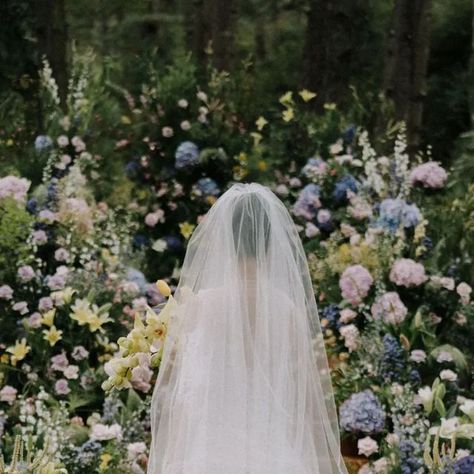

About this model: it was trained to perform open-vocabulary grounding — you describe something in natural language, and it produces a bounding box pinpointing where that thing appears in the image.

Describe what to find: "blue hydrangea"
[133,234,149,248]
[339,389,386,435]
[302,157,327,180]
[377,198,422,232]
[34,135,53,151]
[26,198,38,214]
[448,455,474,474]
[321,304,342,330]
[164,235,182,252]
[293,184,321,220]
[343,124,356,144]
[196,177,220,197]
[333,174,358,203]
[380,334,406,382]
[175,141,200,169]
[126,267,148,293]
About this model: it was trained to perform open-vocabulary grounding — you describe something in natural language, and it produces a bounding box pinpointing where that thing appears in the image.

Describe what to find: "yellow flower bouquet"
[101,280,176,392]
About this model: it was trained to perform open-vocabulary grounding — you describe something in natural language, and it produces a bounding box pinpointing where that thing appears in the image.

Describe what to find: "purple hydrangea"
[175,141,200,169]
[293,184,321,220]
[333,174,358,203]
[399,439,424,474]
[339,389,386,435]
[302,157,328,180]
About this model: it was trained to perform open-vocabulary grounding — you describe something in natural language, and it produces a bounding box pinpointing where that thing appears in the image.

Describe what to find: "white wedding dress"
[148,183,347,474]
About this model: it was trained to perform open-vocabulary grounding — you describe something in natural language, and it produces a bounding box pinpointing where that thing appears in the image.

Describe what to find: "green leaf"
[126,388,142,412]
[435,397,446,418]
[430,344,468,371]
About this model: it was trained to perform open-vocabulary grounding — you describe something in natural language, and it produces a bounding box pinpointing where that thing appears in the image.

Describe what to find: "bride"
[147,183,348,474]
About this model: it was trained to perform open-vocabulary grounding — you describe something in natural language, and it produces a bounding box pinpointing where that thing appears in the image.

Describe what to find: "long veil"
[148,183,347,474]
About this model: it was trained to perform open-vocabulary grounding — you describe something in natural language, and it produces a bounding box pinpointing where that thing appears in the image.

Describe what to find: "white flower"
[339,324,359,352]
[455,449,471,460]
[457,282,472,305]
[417,386,434,412]
[90,423,123,441]
[460,399,474,422]
[196,91,208,102]
[57,135,69,147]
[63,365,79,380]
[161,127,174,138]
[127,441,147,459]
[177,99,188,108]
[385,433,399,446]
[152,239,167,253]
[429,417,459,438]
[440,369,458,382]
[358,436,378,457]
[180,120,191,131]
[410,349,427,363]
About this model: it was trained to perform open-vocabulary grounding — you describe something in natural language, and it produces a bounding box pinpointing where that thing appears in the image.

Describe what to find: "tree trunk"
[35,0,69,111]
[382,0,433,152]
[185,0,237,71]
[303,0,364,110]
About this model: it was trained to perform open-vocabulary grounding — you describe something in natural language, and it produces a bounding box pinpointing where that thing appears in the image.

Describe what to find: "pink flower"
[389,259,427,287]
[51,353,69,371]
[0,385,17,404]
[339,324,359,352]
[27,312,42,328]
[38,296,53,311]
[127,442,147,459]
[63,365,79,380]
[456,282,472,305]
[339,265,373,305]
[18,265,35,282]
[161,127,174,138]
[0,285,13,300]
[54,248,69,262]
[371,292,408,325]
[54,378,71,395]
[145,209,165,227]
[339,308,357,324]
[72,345,89,361]
[410,162,448,189]
[32,230,48,245]
[358,436,379,457]
[0,176,30,202]
[130,353,153,393]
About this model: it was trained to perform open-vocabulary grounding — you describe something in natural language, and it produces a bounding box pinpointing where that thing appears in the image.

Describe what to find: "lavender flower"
[293,184,321,220]
[448,455,474,474]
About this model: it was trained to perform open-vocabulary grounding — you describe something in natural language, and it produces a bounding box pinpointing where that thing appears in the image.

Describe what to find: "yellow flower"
[121,115,131,125]
[258,160,267,171]
[6,338,30,365]
[88,312,113,333]
[43,325,63,346]
[156,280,172,297]
[0,354,9,364]
[70,298,95,326]
[41,308,56,327]
[6,138,14,146]
[179,221,195,240]
[298,89,317,102]
[99,452,112,470]
[323,103,337,110]
[250,132,263,147]
[279,91,293,106]
[282,107,295,122]
[255,116,268,131]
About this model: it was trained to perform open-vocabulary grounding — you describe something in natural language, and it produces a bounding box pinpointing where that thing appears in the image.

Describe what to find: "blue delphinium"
[26,198,38,214]
[293,183,321,220]
[448,455,474,474]
[175,141,200,169]
[339,389,386,435]
[333,174,358,203]
[34,135,53,151]
[196,177,220,197]
[399,439,424,474]
[380,333,406,382]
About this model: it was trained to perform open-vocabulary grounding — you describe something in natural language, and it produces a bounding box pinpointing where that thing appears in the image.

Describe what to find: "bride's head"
[231,190,271,262]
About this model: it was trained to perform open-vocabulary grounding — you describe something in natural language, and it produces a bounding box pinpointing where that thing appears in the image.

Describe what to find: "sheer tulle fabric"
[148,183,347,474]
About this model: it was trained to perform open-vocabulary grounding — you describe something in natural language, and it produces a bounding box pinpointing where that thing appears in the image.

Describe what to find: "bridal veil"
[148,182,347,474]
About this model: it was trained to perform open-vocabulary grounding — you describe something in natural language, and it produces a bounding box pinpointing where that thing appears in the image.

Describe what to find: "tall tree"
[303,0,370,110]
[35,0,69,110]
[382,0,433,152]
[185,0,237,71]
